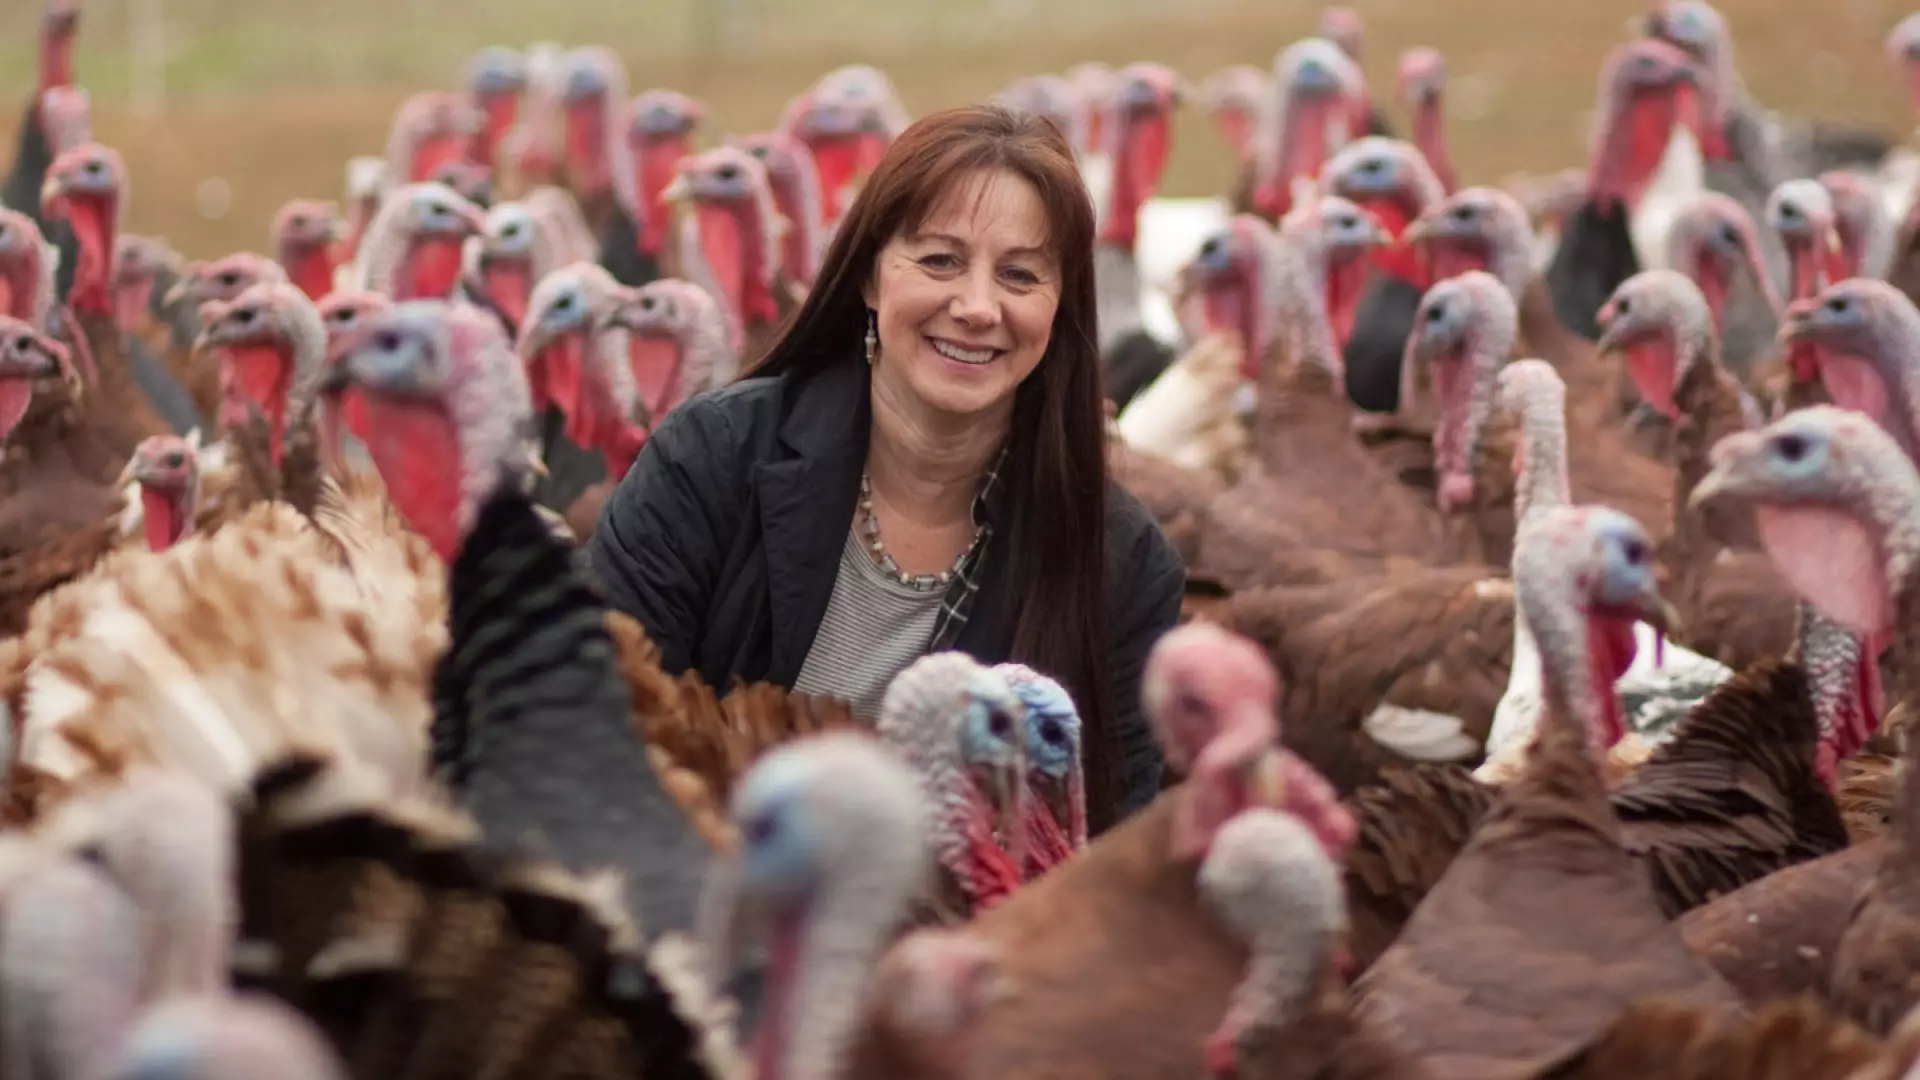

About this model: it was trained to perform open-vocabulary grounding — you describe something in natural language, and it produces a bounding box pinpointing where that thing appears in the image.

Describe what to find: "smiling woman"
[587,104,1184,830]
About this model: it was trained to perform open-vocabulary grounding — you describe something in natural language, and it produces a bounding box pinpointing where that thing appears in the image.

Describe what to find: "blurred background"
[0,0,1911,256]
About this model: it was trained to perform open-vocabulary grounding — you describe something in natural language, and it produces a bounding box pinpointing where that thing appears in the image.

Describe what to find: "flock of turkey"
[13,0,1920,1076]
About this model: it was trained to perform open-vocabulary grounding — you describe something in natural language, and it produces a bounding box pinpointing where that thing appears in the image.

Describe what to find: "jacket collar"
[758,356,869,683]
[778,355,869,457]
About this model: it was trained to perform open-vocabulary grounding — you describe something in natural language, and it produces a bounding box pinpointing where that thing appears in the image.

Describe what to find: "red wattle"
[220,341,293,461]
[626,335,685,419]
[481,262,533,331]
[563,100,611,196]
[0,380,34,445]
[360,396,465,563]
[287,249,335,302]
[139,486,185,552]
[806,136,863,222]
[636,135,692,255]
[694,203,757,334]
[409,134,466,185]
[396,237,466,301]
[1623,341,1680,420]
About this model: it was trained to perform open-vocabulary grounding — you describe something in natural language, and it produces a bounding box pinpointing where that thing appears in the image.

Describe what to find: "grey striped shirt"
[792,527,944,723]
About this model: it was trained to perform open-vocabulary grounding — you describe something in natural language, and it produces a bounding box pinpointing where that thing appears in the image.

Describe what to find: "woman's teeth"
[932,338,995,365]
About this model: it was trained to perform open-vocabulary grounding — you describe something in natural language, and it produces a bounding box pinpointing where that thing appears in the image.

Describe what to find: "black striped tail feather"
[430,488,710,943]
[231,753,743,1080]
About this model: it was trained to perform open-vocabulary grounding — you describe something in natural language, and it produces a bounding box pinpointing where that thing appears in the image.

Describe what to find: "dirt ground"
[0,0,1911,257]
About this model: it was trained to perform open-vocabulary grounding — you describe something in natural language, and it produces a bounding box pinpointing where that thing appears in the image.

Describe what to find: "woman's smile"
[927,335,1003,367]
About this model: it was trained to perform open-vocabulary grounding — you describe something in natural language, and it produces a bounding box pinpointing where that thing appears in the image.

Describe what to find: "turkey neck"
[1511,382,1571,524]
[1670,337,1755,557]
[1252,232,1348,474]
[1496,565,1622,848]
[769,859,926,1080]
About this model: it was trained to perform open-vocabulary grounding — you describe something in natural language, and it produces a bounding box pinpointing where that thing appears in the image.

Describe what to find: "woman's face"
[864,168,1061,422]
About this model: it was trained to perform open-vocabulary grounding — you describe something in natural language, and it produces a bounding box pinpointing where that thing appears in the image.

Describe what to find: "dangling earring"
[864,308,878,366]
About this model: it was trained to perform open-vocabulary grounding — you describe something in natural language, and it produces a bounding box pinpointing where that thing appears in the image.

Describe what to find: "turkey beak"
[1402,215,1434,246]
[314,363,354,398]
[660,173,693,205]
[1593,304,1625,356]
[1247,745,1287,808]
[162,275,201,312]
[1631,589,1682,638]
[1687,431,1764,512]
[1777,298,1820,344]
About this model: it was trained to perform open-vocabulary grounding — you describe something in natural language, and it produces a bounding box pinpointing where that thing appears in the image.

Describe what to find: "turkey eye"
[1827,298,1848,314]
[1775,433,1809,461]
[1622,539,1647,565]
[639,295,657,311]
[745,813,777,846]
[1718,225,1739,245]
[1039,718,1067,746]
[374,330,402,352]
[1615,298,1632,316]
[1450,205,1472,221]
[1198,237,1221,259]
[233,308,257,324]
[1424,303,1446,323]
[1779,202,1801,220]
[501,223,522,239]
[217,273,238,287]
[716,165,740,182]
[987,709,1013,740]
[161,451,184,468]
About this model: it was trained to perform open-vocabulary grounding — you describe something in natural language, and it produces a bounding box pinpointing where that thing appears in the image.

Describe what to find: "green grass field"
[0,0,1910,257]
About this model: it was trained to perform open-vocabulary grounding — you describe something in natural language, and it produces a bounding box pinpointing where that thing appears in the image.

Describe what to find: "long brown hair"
[747,105,1123,830]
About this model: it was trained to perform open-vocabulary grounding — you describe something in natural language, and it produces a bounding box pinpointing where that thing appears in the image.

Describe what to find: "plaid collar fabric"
[927,442,1010,651]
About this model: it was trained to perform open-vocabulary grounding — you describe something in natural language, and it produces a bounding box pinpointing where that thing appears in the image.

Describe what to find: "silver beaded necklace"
[858,468,987,592]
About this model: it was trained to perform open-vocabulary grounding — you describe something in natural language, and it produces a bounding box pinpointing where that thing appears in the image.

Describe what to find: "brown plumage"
[1543,997,1884,1080]
[1226,567,1512,794]
[1607,654,1848,916]
[1341,636,1849,974]
[1352,507,1739,1078]
[604,609,855,849]
[1343,763,1497,973]
[1678,840,1884,1005]
[1109,440,1225,567]
[1187,206,1451,592]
